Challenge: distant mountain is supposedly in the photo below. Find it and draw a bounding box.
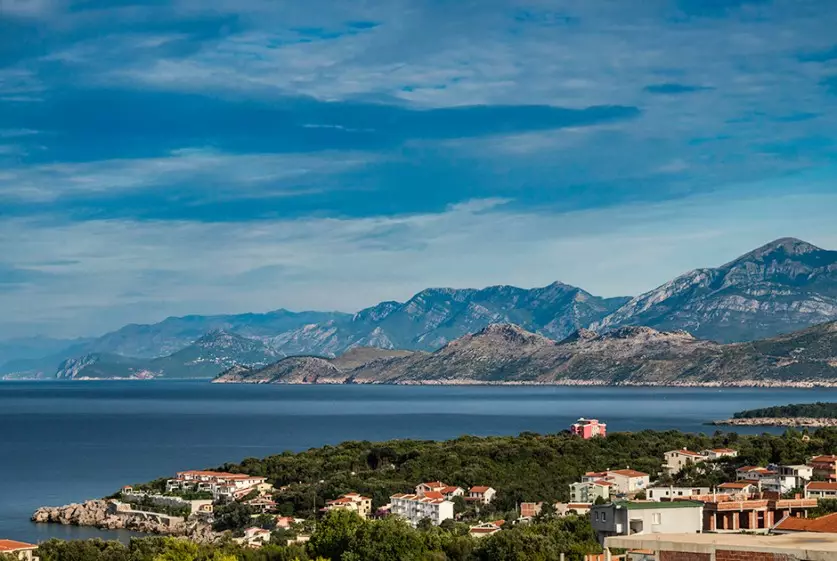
[1,309,346,376]
[270,283,630,356]
[593,238,837,343]
[215,321,837,386]
[55,331,283,380]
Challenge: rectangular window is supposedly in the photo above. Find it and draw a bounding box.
[652,513,661,525]
[595,512,599,521]
[602,512,606,522]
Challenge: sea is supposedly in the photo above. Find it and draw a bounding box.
[3,381,837,543]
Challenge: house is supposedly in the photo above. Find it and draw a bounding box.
[605,470,650,495]
[663,449,706,474]
[275,516,295,529]
[468,521,504,538]
[582,471,610,483]
[467,486,496,504]
[415,481,446,495]
[415,482,464,500]
[605,532,837,561]
[701,493,816,532]
[773,511,837,534]
[555,502,592,517]
[805,481,837,499]
[590,501,704,544]
[570,418,606,439]
[779,464,813,489]
[519,502,543,519]
[323,493,373,519]
[736,466,776,482]
[570,480,612,503]
[235,527,271,548]
[166,470,268,501]
[809,455,837,481]
[390,493,454,527]
[702,448,738,460]
[717,482,757,496]
[0,540,39,561]
[646,487,710,501]
[246,497,277,513]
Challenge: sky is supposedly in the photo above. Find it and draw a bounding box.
[1,0,837,339]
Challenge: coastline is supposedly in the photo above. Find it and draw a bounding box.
[31,500,215,542]
[213,378,837,388]
[711,416,837,427]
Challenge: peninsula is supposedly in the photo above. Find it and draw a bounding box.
[712,402,837,427]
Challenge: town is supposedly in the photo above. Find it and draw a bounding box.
[12,419,837,561]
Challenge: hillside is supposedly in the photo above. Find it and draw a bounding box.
[215,321,837,386]
[56,331,283,379]
[594,238,837,343]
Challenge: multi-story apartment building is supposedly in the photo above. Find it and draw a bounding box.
[390,493,454,526]
[165,470,268,501]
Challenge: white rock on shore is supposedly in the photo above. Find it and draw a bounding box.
[32,500,215,542]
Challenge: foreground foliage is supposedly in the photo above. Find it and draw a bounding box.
[33,513,600,561]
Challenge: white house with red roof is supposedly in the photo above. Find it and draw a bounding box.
[604,469,650,495]
[702,448,738,460]
[467,486,496,504]
[663,448,707,474]
[809,455,837,481]
[390,493,454,526]
[0,540,38,561]
[415,481,464,499]
[805,481,837,499]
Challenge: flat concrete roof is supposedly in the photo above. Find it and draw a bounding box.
[605,532,837,561]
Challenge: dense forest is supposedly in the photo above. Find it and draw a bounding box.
[137,428,837,517]
[733,402,837,419]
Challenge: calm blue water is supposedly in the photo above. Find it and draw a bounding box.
[3,381,837,543]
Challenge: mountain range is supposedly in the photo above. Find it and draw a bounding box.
[3,237,837,380]
[214,321,837,386]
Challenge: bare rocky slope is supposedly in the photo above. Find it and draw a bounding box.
[594,238,837,343]
[214,321,837,387]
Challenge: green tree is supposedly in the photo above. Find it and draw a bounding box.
[344,516,428,561]
[306,510,365,561]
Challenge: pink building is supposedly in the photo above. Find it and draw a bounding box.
[570,418,606,439]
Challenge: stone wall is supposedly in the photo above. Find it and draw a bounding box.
[715,551,795,561]
[659,552,710,561]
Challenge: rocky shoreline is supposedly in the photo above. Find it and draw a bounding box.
[711,417,837,427]
[32,500,215,542]
[214,378,837,388]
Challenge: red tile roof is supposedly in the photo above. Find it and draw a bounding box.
[440,486,462,494]
[807,482,837,491]
[775,512,837,533]
[811,455,837,463]
[0,540,37,552]
[672,449,704,457]
[710,448,736,453]
[470,486,493,493]
[420,481,445,488]
[718,482,754,490]
[423,491,445,500]
[608,469,649,478]
[592,480,614,487]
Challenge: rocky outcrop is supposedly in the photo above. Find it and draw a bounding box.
[32,500,215,542]
[214,320,837,387]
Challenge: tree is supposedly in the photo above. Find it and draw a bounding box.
[306,509,365,561]
[344,516,428,561]
[416,517,434,531]
[593,496,607,506]
[213,501,255,532]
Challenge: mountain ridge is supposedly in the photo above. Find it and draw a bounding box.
[215,320,837,387]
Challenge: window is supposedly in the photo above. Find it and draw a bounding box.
[602,512,606,522]
[652,513,661,525]
[595,512,599,521]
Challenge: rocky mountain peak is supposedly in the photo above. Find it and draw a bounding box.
[561,328,599,343]
[472,323,553,346]
[725,237,823,266]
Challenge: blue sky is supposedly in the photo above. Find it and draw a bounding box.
[1,0,837,338]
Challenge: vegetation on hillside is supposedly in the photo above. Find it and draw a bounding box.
[733,402,837,419]
[183,428,837,517]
